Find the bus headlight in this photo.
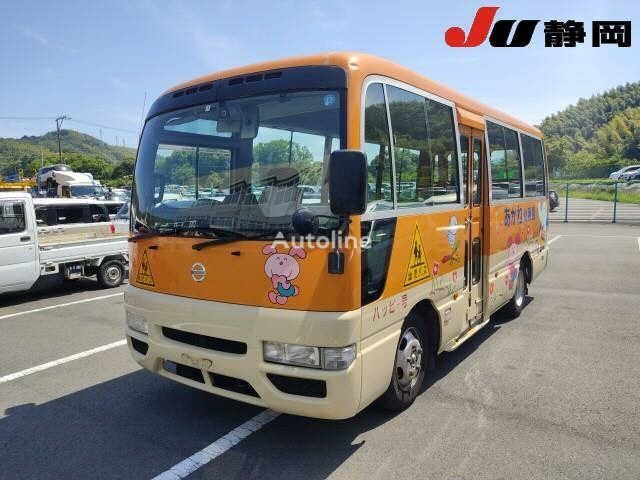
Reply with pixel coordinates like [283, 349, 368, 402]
[126, 311, 148, 335]
[263, 342, 356, 370]
[263, 342, 320, 368]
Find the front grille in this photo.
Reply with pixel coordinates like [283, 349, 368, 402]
[163, 360, 204, 383]
[162, 327, 247, 355]
[130, 337, 148, 355]
[267, 374, 327, 398]
[210, 373, 259, 398]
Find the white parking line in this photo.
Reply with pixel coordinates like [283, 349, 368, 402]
[0, 339, 127, 384]
[0, 292, 123, 321]
[152, 409, 281, 480]
[548, 235, 562, 245]
[637, 237, 640, 253]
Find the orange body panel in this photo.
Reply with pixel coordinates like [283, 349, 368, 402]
[130, 235, 361, 312]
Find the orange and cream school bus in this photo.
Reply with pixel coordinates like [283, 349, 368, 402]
[125, 52, 549, 419]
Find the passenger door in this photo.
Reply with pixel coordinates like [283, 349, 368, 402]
[460, 128, 484, 325]
[0, 198, 39, 292]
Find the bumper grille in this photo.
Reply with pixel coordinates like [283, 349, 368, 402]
[267, 373, 327, 398]
[162, 327, 247, 354]
[163, 359, 205, 383]
[210, 373, 260, 398]
[130, 337, 149, 355]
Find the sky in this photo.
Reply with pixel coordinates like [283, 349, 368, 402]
[0, 0, 638, 148]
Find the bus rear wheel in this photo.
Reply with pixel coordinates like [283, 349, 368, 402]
[503, 264, 526, 318]
[380, 313, 428, 411]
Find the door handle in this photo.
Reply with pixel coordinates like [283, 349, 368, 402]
[20, 236, 31, 242]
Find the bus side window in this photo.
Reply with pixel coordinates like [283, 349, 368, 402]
[472, 137, 483, 205]
[487, 121, 522, 199]
[386, 85, 459, 208]
[361, 218, 397, 305]
[472, 238, 481, 284]
[363, 83, 393, 211]
[521, 134, 546, 196]
[503, 127, 522, 198]
[460, 135, 469, 204]
[425, 99, 459, 205]
[386, 86, 429, 208]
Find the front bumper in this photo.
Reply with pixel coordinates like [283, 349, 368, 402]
[124, 285, 363, 419]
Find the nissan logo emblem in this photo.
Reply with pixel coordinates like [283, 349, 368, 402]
[191, 262, 206, 282]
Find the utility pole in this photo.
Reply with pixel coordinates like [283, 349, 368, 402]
[55, 115, 70, 163]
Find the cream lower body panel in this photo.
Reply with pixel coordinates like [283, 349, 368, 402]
[124, 285, 362, 420]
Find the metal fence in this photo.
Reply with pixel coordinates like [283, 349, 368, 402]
[548, 180, 640, 225]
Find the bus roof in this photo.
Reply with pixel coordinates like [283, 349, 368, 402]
[166, 52, 541, 138]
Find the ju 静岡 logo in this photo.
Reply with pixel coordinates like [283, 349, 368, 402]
[445, 6, 631, 48]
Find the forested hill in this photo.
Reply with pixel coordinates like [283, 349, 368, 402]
[540, 81, 640, 178]
[15, 130, 134, 162]
[0, 129, 136, 186]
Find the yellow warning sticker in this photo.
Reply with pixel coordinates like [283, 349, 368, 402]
[404, 225, 430, 286]
[136, 250, 155, 286]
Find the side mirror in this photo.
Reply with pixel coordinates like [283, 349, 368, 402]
[329, 150, 367, 216]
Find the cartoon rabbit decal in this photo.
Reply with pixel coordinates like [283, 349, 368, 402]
[263, 245, 306, 305]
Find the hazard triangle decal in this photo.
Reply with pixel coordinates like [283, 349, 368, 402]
[136, 249, 155, 286]
[404, 225, 430, 286]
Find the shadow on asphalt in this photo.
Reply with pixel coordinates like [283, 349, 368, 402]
[0, 296, 532, 480]
[1, 370, 262, 479]
[0, 276, 126, 309]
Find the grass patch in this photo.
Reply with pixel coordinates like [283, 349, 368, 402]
[551, 188, 640, 204]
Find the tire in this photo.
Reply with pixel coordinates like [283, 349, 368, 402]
[380, 313, 429, 411]
[97, 260, 124, 288]
[503, 264, 526, 318]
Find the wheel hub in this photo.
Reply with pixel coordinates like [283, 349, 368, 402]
[395, 328, 423, 390]
[515, 271, 525, 307]
[106, 266, 121, 282]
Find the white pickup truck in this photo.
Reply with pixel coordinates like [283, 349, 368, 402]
[0, 192, 128, 295]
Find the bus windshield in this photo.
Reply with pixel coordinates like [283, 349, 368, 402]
[132, 90, 342, 237]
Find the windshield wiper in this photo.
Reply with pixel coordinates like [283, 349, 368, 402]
[192, 229, 284, 251]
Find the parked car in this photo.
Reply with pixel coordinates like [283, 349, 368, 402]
[549, 190, 559, 211]
[609, 165, 640, 180]
[626, 170, 640, 181]
[620, 168, 640, 181]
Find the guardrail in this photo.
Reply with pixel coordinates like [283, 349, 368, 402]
[548, 180, 640, 225]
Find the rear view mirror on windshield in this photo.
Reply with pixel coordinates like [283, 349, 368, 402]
[329, 150, 367, 216]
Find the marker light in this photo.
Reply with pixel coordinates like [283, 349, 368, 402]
[126, 311, 149, 335]
[322, 345, 357, 370]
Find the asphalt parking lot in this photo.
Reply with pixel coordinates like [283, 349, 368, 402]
[1, 223, 640, 480]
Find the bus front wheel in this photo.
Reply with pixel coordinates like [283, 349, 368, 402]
[380, 313, 429, 411]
